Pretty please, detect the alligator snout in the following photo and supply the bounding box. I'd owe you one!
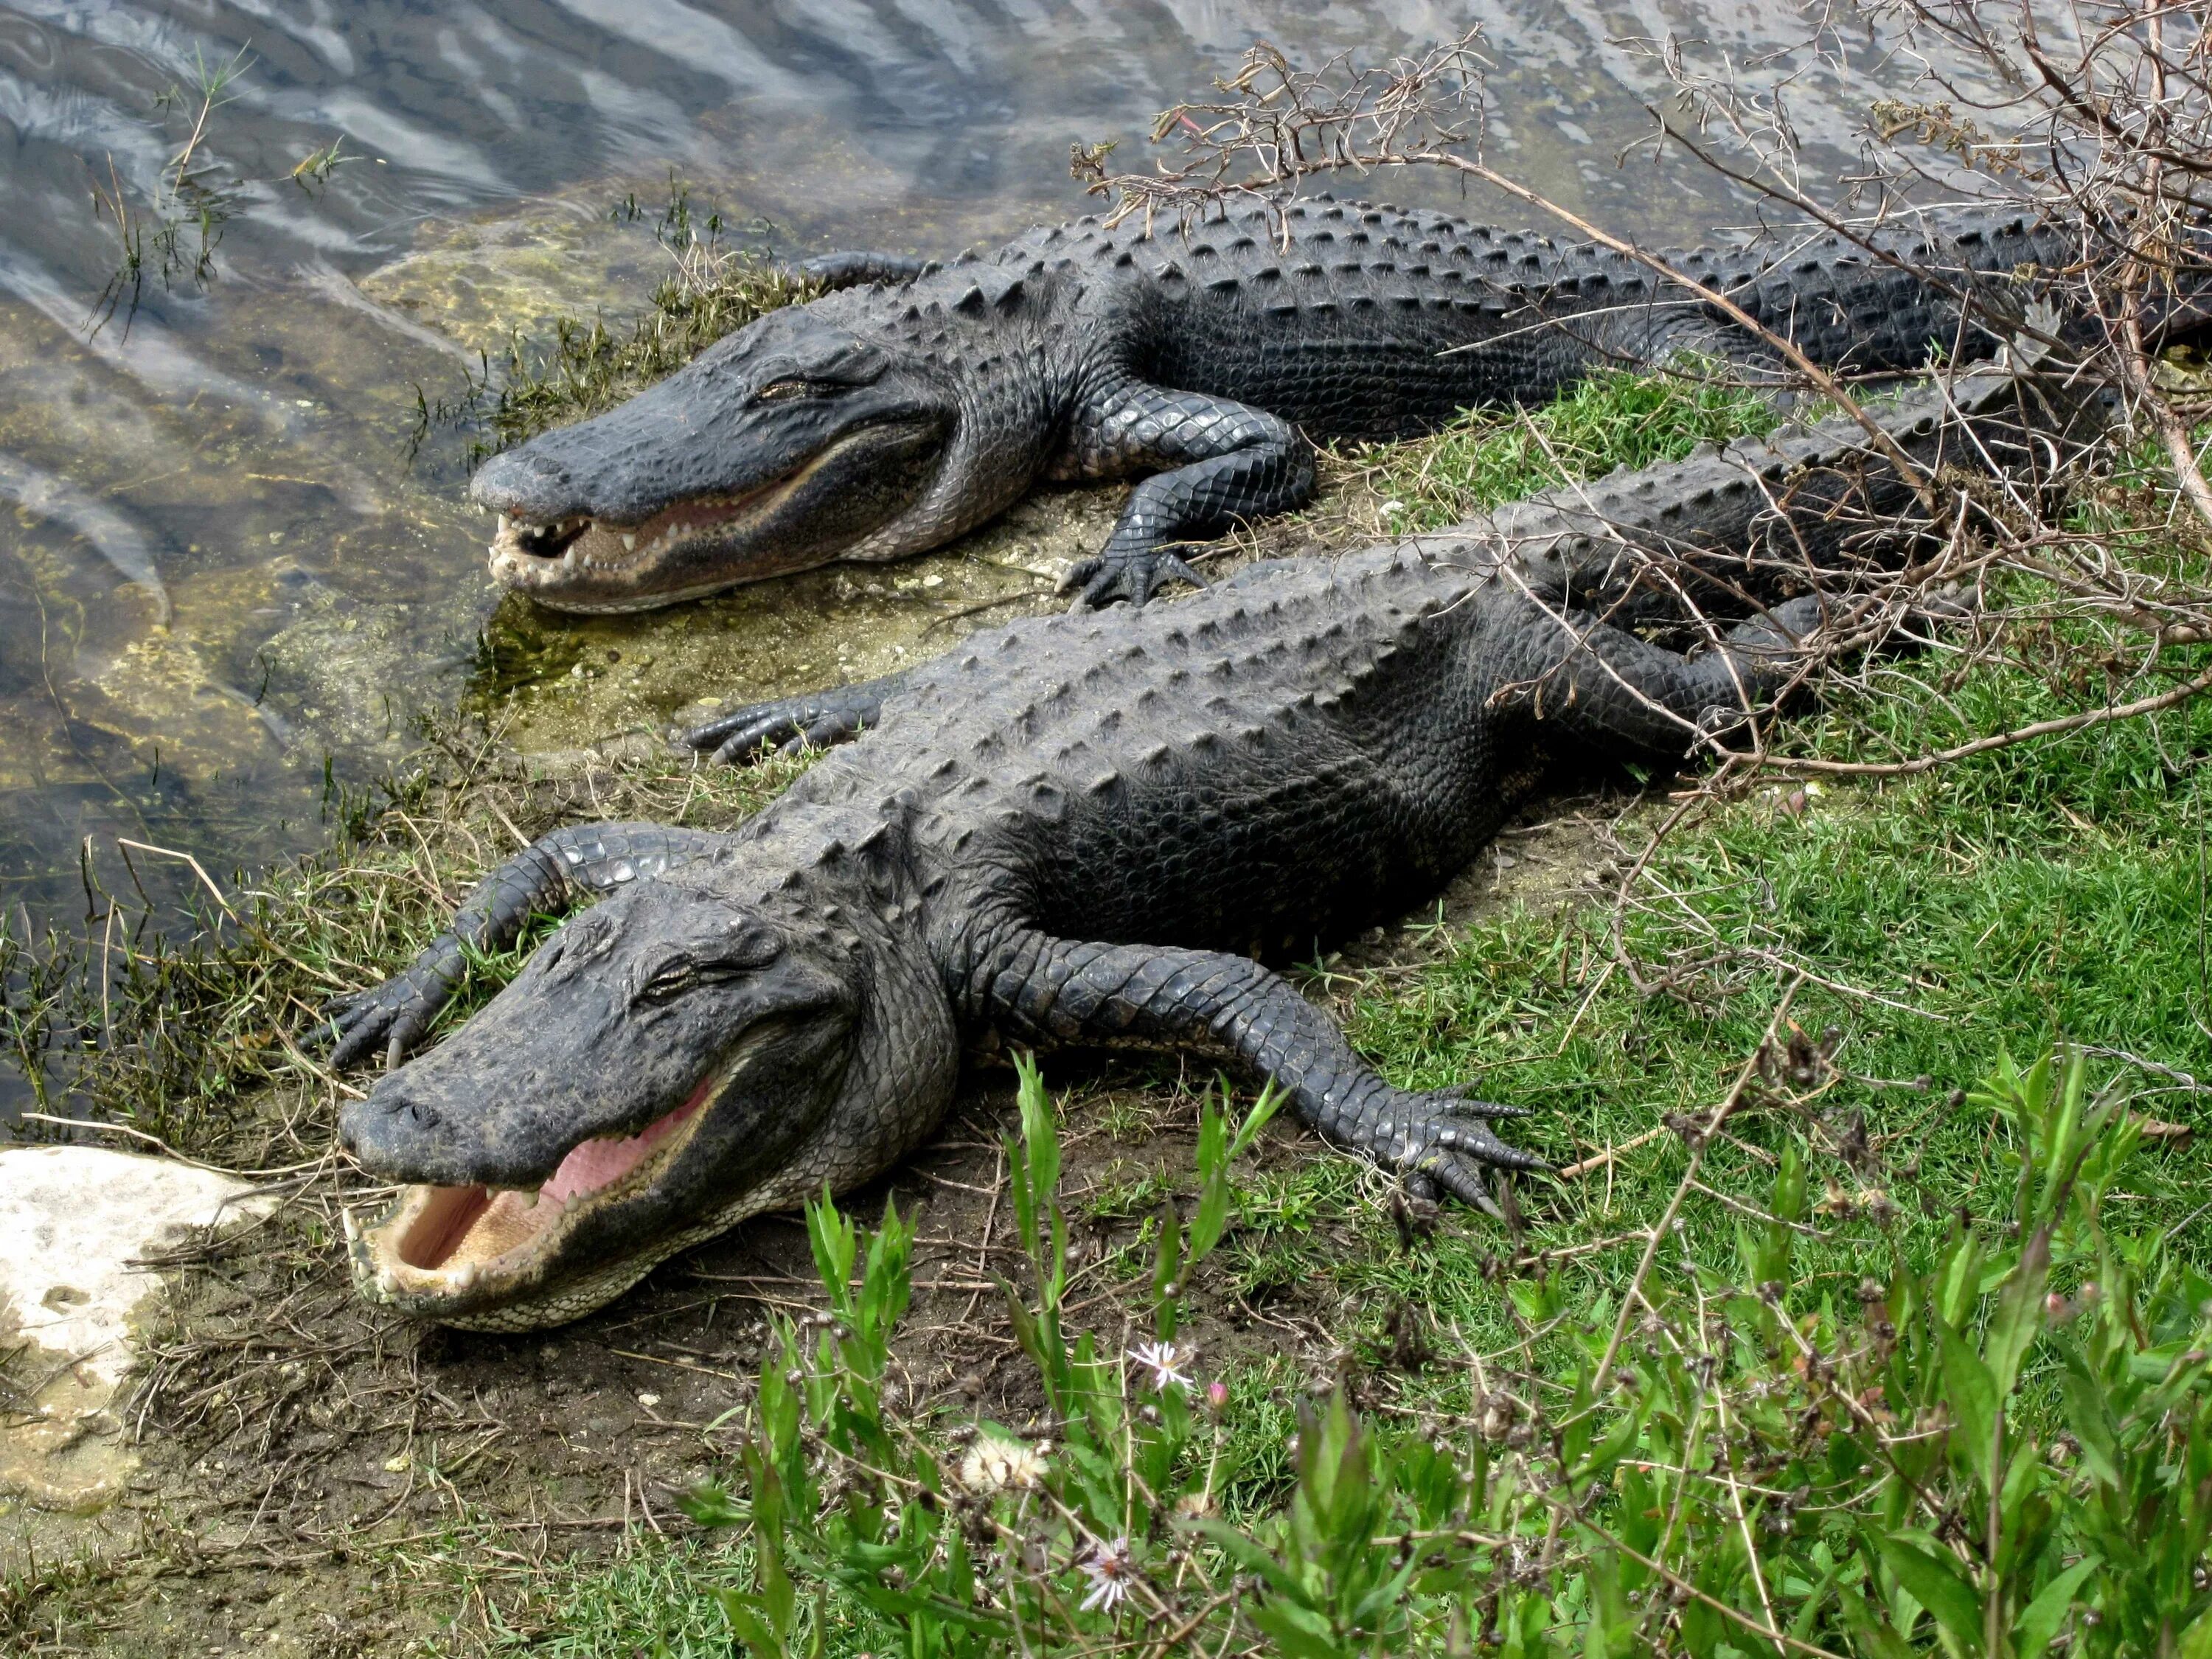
[341,1073,538,1189]
[470,447,590,521]
[339,1077,451,1178]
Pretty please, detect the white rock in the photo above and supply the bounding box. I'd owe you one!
[0,1145,274,1512]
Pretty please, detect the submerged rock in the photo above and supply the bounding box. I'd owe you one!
[355,195,675,359]
[0,1147,272,1514]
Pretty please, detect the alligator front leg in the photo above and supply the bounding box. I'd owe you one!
[678,671,910,765]
[972,929,1543,1208]
[325,823,724,1069]
[1061,378,1316,608]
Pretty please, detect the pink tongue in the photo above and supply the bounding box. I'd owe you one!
[539,1085,708,1205]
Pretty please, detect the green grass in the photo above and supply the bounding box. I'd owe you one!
[1210,367,2212,1447]
[448,1536,890,1657]
[1200,595,2210,1441]
[1351,356,1782,532]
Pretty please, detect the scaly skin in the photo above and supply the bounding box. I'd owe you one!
[333,363,2091,1329]
[472,195,2098,611]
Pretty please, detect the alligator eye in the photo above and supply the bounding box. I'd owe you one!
[639,963,698,1003]
[754,379,829,404]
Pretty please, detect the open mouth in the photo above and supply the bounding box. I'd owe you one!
[502,514,593,561]
[487,483,784,584]
[482,420,935,606]
[352,1076,714,1304]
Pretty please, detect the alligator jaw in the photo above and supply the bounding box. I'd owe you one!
[486,482,782,603]
[481,419,942,612]
[349,1060,726,1321]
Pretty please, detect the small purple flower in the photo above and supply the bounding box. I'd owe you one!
[1077,1536,1136,1612]
[1130,1340,1193,1392]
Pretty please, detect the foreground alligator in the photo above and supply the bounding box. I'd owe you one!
[473,194,2092,612]
[330,359,2089,1329]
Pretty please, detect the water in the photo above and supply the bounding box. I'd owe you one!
[0,1,1978,1054]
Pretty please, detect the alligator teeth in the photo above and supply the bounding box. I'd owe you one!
[448,1262,480,1290]
[621,533,636,552]
[498,513,510,535]
[375,1266,400,1298]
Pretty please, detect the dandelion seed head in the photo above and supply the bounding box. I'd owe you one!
[957,1433,1047,1494]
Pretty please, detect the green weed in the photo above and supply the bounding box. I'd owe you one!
[1349,358,1781,532]
[461,1534,888,1657]
[680,1047,2212,1655]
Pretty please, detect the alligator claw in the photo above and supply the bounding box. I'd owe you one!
[689,706,834,766]
[1353,1087,1550,1220]
[681,684,889,767]
[1406,1163,1506,1220]
[1432,1085,1537,1119]
[1060,548,1208,609]
[322,942,465,1071]
[681,700,813,765]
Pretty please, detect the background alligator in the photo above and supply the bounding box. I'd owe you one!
[472,194,2096,612]
[329,360,2090,1330]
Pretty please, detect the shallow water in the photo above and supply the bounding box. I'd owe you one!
[0,1,1986,1111]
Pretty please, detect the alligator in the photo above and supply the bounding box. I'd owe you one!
[471,193,2098,613]
[329,358,2090,1330]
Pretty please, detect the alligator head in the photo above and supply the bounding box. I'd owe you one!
[470,299,971,612]
[336,827,957,1329]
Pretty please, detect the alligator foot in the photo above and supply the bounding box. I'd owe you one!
[678,674,904,765]
[1352,1087,1549,1215]
[1059,546,1208,609]
[324,942,466,1071]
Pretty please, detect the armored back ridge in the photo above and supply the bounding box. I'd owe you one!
[469,196,2116,612]
[325,360,2101,1329]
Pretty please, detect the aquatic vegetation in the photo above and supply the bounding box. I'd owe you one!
[83,45,354,338]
